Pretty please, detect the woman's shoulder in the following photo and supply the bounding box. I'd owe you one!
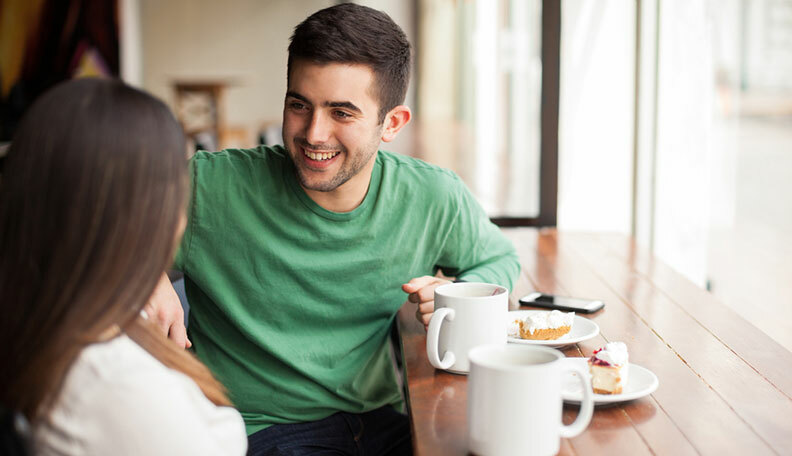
[78,333,177,380]
[34,335,246,455]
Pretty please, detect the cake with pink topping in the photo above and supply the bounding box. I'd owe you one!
[588,342,629,394]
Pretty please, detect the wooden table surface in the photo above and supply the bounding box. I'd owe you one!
[396,228,792,455]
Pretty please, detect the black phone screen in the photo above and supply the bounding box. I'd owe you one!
[519,293,605,313]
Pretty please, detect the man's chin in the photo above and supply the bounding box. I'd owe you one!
[296,170,342,193]
[303,182,338,193]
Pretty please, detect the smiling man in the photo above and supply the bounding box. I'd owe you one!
[147,4,519,455]
[282,60,405,211]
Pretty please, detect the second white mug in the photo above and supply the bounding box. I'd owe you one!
[467,344,594,456]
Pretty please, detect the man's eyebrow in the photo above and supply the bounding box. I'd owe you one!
[285,91,310,104]
[325,101,362,114]
[286,91,362,114]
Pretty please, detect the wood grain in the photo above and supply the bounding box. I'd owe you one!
[556,231,792,453]
[398,229,792,455]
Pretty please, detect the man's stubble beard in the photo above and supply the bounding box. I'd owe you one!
[288,132,381,193]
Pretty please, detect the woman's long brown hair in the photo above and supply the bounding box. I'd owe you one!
[0,78,230,420]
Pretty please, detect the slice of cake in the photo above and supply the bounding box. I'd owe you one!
[588,342,629,394]
[507,319,521,338]
[517,310,574,340]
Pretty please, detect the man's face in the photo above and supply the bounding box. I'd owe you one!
[282,60,384,193]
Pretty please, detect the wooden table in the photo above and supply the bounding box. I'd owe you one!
[396,228,792,455]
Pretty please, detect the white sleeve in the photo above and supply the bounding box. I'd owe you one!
[82,370,247,456]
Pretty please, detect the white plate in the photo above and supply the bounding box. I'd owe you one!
[559,357,659,405]
[507,310,599,348]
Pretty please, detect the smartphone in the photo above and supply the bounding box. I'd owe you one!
[519,292,604,314]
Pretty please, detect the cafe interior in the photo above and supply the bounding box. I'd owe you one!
[1,0,791,454]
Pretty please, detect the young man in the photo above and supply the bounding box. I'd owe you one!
[148,4,520,455]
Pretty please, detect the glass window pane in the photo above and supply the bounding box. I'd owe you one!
[706,0,792,350]
[558,0,636,232]
[417,0,542,217]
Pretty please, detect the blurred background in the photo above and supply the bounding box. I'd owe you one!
[1,0,791,349]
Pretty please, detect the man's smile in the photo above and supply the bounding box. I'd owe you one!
[302,147,340,162]
[297,140,343,169]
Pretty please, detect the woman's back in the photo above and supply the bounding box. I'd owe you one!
[35,334,245,455]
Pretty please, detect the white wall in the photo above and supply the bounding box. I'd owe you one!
[119,0,143,87]
[139,0,334,145]
[137,0,416,152]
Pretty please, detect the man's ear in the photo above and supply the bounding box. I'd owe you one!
[381,105,411,143]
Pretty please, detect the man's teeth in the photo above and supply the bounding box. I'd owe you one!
[304,150,340,161]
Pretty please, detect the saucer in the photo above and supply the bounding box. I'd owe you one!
[559,357,659,405]
[506,310,600,348]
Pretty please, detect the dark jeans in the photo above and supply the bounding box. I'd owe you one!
[247,406,412,456]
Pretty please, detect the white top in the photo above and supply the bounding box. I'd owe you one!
[33,335,247,456]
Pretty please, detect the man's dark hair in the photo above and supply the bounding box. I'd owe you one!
[288,3,411,123]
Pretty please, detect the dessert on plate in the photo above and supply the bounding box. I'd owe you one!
[588,341,629,394]
[516,310,574,340]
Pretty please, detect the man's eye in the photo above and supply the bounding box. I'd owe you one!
[289,101,306,110]
[334,110,351,119]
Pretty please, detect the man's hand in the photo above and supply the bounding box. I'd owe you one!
[402,276,452,330]
[144,272,191,348]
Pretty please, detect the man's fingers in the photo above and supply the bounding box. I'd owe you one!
[403,277,451,304]
[415,283,441,303]
[420,312,432,326]
[159,306,189,349]
[418,301,434,315]
[413,279,451,303]
[401,275,436,293]
[146,272,188,347]
[168,320,190,349]
[415,309,433,327]
[406,277,451,331]
[153,306,174,335]
[149,297,190,349]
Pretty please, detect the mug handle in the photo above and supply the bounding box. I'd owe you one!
[559,363,594,438]
[426,307,456,370]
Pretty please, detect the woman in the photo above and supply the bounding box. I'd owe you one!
[0,78,247,455]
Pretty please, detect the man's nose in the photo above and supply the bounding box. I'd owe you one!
[305,111,331,145]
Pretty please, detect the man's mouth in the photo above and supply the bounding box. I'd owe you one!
[303,148,340,161]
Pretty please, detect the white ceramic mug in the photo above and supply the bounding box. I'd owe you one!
[467,344,594,456]
[426,282,508,374]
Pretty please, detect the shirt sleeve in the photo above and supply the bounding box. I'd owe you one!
[83,369,247,456]
[172,157,198,273]
[435,176,521,291]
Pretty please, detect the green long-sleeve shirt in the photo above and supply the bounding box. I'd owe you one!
[174,145,520,434]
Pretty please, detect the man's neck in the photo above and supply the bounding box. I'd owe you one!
[303,158,377,213]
